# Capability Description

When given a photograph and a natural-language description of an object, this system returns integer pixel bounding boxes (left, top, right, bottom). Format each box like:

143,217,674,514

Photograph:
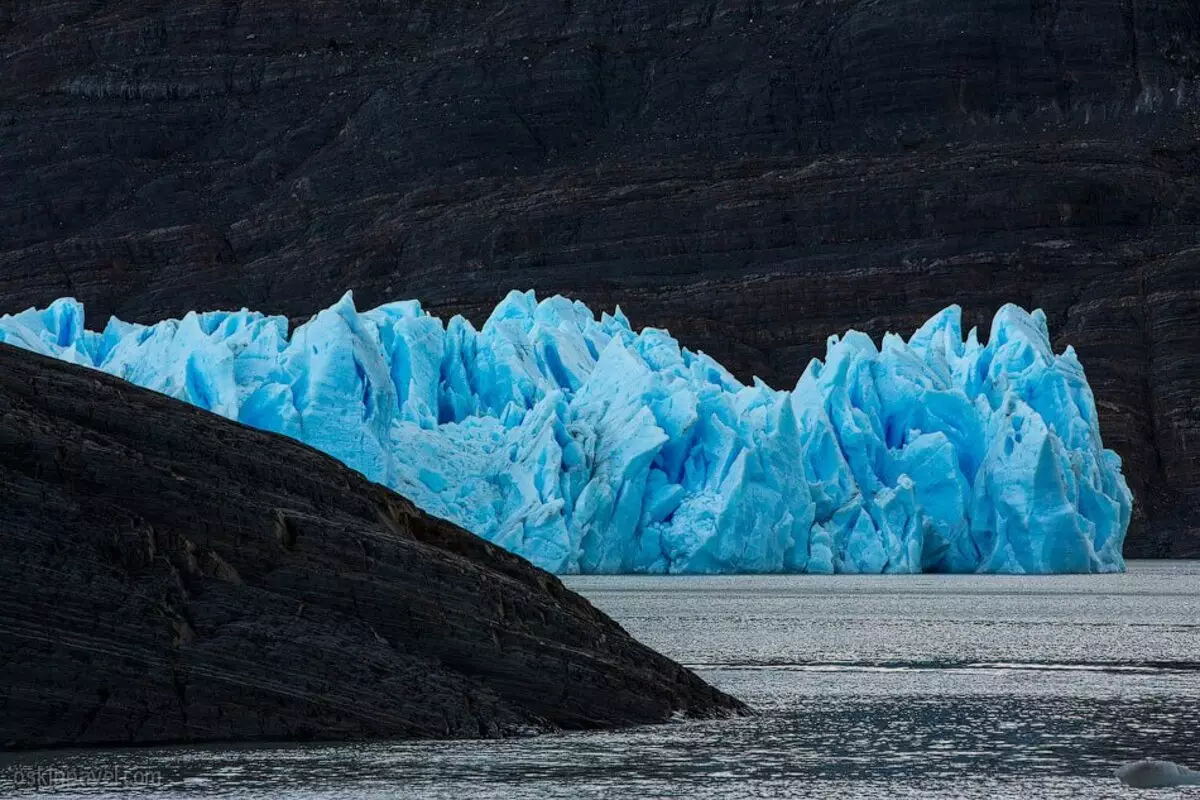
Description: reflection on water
2,561,1198,799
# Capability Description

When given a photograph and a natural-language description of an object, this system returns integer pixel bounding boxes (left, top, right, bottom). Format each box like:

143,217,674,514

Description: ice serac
0,292,1132,575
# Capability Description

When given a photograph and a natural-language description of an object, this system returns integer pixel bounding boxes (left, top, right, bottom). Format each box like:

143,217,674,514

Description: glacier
0,291,1131,574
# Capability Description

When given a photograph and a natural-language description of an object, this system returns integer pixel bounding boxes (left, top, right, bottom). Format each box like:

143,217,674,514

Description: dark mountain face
0,343,746,748
0,0,1197,556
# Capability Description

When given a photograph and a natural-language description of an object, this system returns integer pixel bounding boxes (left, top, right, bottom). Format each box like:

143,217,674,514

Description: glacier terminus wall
0,291,1131,575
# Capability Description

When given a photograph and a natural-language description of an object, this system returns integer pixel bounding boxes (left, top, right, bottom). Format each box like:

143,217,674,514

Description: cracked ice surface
0,291,1130,574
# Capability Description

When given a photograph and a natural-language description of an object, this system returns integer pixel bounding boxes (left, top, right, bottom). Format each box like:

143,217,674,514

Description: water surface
3,561,1197,798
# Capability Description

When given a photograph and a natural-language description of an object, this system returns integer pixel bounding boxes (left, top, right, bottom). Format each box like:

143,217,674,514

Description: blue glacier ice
0,291,1131,574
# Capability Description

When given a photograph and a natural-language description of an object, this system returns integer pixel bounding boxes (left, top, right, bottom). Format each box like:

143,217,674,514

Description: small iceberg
1116,759,1200,788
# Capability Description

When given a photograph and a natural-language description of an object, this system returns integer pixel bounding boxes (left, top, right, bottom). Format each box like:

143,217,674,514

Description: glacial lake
3,561,1198,799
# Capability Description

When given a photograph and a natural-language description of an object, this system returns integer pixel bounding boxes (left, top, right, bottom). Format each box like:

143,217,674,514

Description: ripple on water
1,562,1197,799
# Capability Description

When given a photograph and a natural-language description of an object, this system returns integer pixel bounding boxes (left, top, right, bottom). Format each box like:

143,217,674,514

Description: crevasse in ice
0,291,1131,574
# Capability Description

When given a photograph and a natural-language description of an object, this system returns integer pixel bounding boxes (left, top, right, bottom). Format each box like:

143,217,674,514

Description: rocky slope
0,0,1197,556
0,343,745,748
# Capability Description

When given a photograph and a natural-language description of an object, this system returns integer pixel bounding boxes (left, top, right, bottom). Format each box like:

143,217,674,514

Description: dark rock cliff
0,343,745,748
0,0,1197,556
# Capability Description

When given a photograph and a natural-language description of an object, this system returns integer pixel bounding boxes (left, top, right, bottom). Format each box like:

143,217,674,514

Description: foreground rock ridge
1,293,1131,575
0,344,745,748
1,1,1198,557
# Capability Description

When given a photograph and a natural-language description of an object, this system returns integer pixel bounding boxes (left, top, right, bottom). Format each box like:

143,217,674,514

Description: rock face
0,343,745,748
0,0,1197,556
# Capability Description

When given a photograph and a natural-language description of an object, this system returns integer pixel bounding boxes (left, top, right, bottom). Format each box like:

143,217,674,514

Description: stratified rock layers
0,0,1197,555
0,343,745,748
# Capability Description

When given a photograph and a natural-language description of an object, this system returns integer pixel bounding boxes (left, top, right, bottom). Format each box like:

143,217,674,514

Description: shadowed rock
0,343,747,748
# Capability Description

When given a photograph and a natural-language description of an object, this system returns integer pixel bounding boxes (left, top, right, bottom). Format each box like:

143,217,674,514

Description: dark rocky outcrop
0,0,1198,556
0,343,746,748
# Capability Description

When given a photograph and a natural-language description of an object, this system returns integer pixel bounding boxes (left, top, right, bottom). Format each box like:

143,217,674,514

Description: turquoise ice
0,291,1131,574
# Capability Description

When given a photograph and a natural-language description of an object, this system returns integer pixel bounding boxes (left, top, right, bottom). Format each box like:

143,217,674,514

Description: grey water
2,561,1198,799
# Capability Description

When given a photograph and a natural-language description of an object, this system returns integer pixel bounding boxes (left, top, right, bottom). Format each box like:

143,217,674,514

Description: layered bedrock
0,343,745,748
